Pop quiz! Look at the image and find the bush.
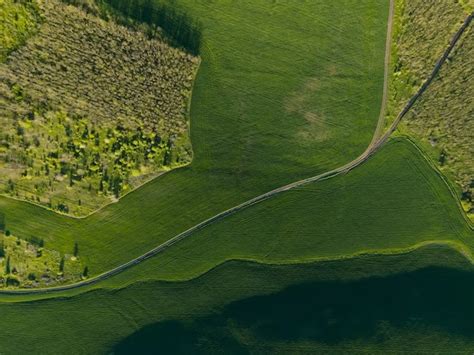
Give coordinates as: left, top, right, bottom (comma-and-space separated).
6, 276, 20, 287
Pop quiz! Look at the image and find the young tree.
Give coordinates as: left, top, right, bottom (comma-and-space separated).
59, 256, 65, 273
83, 266, 89, 278
0, 213, 5, 232
74, 242, 79, 257
5, 256, 11, 274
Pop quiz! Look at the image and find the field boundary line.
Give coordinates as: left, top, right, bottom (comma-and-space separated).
2, 4, 473, 295
399, 135, 474, 229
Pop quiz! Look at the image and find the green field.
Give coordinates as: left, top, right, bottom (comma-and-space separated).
0, 0, 473, 353
1, 245, 474, 353
0, 136, 472, 352
0, 0, 390, 275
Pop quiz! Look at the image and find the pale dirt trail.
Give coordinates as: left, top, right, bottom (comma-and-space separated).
3, 3, 473, 296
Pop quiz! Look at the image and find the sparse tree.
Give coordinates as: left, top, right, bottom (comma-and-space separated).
5, 256, 11, 274
59, 256, 65, 273
0, 213, 5, 232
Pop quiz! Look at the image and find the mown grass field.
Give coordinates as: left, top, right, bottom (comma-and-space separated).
0, 0, 389, 275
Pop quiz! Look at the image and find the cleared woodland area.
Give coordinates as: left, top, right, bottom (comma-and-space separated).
0, 0, 198, 215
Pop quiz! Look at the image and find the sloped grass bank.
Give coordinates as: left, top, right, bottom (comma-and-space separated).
94, 138, 473, 285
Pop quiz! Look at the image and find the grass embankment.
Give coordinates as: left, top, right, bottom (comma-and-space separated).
84, 138, 474, 286
0, 0, 198, 215
0, 0, 390, 276
0, 245, 474, 353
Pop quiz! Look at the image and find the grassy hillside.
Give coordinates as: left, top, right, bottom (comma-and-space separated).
0, 0, 390, 277
0, 0, 198, 215
0, 246, 473, 353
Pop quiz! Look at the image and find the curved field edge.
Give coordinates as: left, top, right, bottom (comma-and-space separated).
0, 0, 391, 274
0, 245, 473, 353
1, 136, 473, 297
394, 134, 474, 229
103, 138, 473, 285
0, 238, 469, 301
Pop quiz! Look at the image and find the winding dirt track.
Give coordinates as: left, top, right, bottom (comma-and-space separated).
2, 5, 473, 295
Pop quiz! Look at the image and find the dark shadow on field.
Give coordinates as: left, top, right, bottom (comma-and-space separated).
114, 318, 247, 355
114, 267, 474, 353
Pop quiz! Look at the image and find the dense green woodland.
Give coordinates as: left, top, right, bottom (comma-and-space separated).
0, 0, 472, 353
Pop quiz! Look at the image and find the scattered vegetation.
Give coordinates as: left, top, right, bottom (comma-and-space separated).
386, 0, 473, 217
0, 231, 83, 288
385, 0, 467, 124
403, 22, 474, 217
0, 0, 41, 62
0, 0, 199, 215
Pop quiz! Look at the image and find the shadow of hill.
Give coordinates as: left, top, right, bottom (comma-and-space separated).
114, 266, 474, 353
